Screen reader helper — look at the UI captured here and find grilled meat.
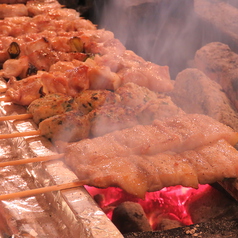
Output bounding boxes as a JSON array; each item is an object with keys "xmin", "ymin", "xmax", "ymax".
[
  {"xmin": 27, "ymin": 93, "xmax": 78, "ymax": 124},
  {"xmin": 169, "ymin": 68, "xmax": 238, "ymax": 132},
  {"xmin": 63, "ymin": 114, "xmax": 238, "ymax": 197},
  {"xmin": 194, "ymin": 42, "xmax": 238, "ymax": 112}
]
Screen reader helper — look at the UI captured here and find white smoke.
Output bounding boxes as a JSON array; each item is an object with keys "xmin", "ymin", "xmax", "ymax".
[{"xmin": 92, "ymin": 0, "xmax": 203, "ymax": 79}]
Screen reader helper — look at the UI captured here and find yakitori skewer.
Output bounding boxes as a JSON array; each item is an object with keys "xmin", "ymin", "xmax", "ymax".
[
  {"xmin": 0, "ymin": 181, "xmax": 87, "ymax": 200},
  {"xmin": 0, "ymin": 153, "xmax": 64, "ymax": 167}
]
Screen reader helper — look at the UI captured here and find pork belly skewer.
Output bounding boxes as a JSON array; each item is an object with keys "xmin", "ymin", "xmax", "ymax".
[{"xmin": 0, "ymin": 113, "xmax": 238, "ymax": 200}]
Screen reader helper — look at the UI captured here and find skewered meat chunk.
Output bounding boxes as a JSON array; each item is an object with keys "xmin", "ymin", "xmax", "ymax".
[
  {"xmin": 90, "ymin": 104, "xmax": 139, "ymax": 137},
  {"xmin": 38, "ymin": 104, "xmax": 139, "ymax": 142},
  {"xmin": 27, "ymin": 89, "xmax": 121, "ymax": 125},
  {"xmin": 0, "ymin": 13, "xmax": 96, "ymax": 37},
  {"xmin": 74, "ymin": 89, "xmax": 121, "ymax": 115},
  {"xmin": 112, "ymin": 50, "xmax": 173, "ymax": 93},
  {"xmin": 27, "ymin": 93, "xmax": 78, "ymax": 124},
  {"xmin": 2, "ymin": 56, "xmax": 29, "ymax": 79},
  {"xmin": 115, "ymin": 82, "xmax": 158, "ymax": 108},
  {"xmin": 114, "ymin": 82, "xmax": 184, "ymax": 123},
  {"xmin": 5, "ymin": 73, "xmax": 44, "ymax": 106},
  {"xmin": 63, "ymin": 112, "xmax": 238, "ymax": 197},
  {"xmin": 0, "ymin": 4, "xmax": 28, "ymax": 19},
  {"xmin": 26, "ymin": 1, "xmax": 75, "ymax": 17},
  {"xmin": 39, "ymin": 111, "xmax": 92, "ymax": 142},
  {"xmin": 194, "ymin": 42, "xmax": 238, "ymax": 111},
  {"xmin": 28, "ymin": 82, "xmax": 182, "ymax": 141},
  {"xmin": 64, "ymin": 113, "xmax": 238, "ymax": 165},
  {"xmin": 169, "ymin": 68, "xmax": 238, "ymax": 132}
]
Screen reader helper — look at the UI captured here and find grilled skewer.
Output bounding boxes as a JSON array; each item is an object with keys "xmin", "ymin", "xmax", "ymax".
[{"xmin": 0, "ymin": 113, "xmax": 238, "ymax": 199}]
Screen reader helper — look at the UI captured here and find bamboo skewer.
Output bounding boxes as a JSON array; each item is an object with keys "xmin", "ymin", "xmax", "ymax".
[
  {"xmin": 0, "ymin": 113, "xmax": 33, "ymax": 121},
  {"xmin": 0, "ymin": 181, "xmax": 87, "ymax": 200},
  {"xmin": 0, "ymin": 96, "xmax": 12, "ymax": 102},
  {"xmin": 0, "ymin": 130, "xmax": 41, "ymax": 139},
  {"xmin": 0, "ymin": 88, "xmax": 7, "ymax": 93},
  {"xmin": 0, "ymin": 153, "xmax": 64, "ymax": 167}
]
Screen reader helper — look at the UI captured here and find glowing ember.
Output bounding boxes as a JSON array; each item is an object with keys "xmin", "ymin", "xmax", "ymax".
[{"xmin": 85, "ymin": 184, "xmax": 211, "ymax": 230}]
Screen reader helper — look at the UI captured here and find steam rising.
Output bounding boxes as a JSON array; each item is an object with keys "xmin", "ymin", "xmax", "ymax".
[{"xmin": 92, "ymin": 0, "xmax": 202, "ymax": 79}]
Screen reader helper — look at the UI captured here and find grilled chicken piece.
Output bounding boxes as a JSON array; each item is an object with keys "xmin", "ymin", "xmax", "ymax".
[
  {"xmin": 74, "ymin": 89, "xmax": 121, "ymax": 115},
  {"xmin": 26, "ymin": 1, "xmax": 73, "ymax": 17},
  {"xmin": 90, "ymin": 104, "xmax": 139, "ymax": 137},
  {"xmin": 0, "ymin": 12, "xmax": 96, "ymax": 37},
  {"xmin": 1, "ymin": 56, "xmax": 30, "ymax": 79},
  {"xmin": 39, "ymin": 111, "xmax": 92, "ymax": 142},
  {"xmin": 116, "ymin": 51, "xmax": 173, "ymax": 93},
  {"xmin": 85, "ymin": 58, "xmax": 121, "ymax": 91},
  {"xmin": 28, "ymin": 93, "xmax": 78, "ymax": 124},
  {"xmin": 0, "ymin": 4, "xmax": 28, "ymax": 19},
  {"xmin": 115, "ymin": 82, "xmax": 184, "ymax": 124},
  {"xmin": 115, "ymin": 82, "xmax": 158, "ymax": 108},
  {"xmin": 38, "ymin": 104, "xmax": 139, "ymax": 142},
  {"xmin": 63, "ymin": 114, "xmax": 238, "ymax": 197},
  {"xmin": 5, "ymin": 73, "xmax": 44, "ymax": 106},
  {"xmin": 28, "ymin": 90, "xmax": 121, "ymax": 125}
]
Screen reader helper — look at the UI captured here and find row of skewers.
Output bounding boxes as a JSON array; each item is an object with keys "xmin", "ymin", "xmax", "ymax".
[{"xmin": 1, "ymin": 0, "xmax": 238, "ymax": 203}]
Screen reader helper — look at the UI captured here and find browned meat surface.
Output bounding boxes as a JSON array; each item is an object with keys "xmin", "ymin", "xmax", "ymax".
[
  {"xmin": 90, "ymin": 105, "xmax": 139, "ymax": 137},
  {"xmin": 116, "ymin": 51, "xmax": 173, "ymax": 93},
  {"xmin": 0, "ymin": 12, "xmax": 96, "ymax": 37},
  {"xmin": 65, "ymin": 131, "xmax": 238, "ymax": 197},
  {"xmin": 0, "ymin": 4, "xmax": 28, "ymax": 19},
  {"xmin": 39, "ymin": 111, "xmax": 92, "ymax": 142},
  {"xmin": 115, "ymin": 82, "xmax": 158, "ymax": 108},
  {"xmin": 74, "ymin": 89, "xmax": 121, "ymax": 115},
  {"xmin": 1, "ymin": 56, "xmax": 30, "ymax": 79},
  {"xmin": 63, "ymin": 112, "xmax": 238, "ymax": 197},
  {"xmin": 31, "ymin": 82, "xmax": 182, "ymax": 142},
  {"xmin": 169, "ymin": 68, "xmax": 238, "ymax": 131},
  {"xmin": 5, "ymin": 74, "xmax": 44, "ymax": 106},
  {"xmin": 194, "ymin": 42, "xmax": 238, "ymax": 111},
  {"xmin": 27, "ymin": 93, "xmax": 78, "ymax": 124}
]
